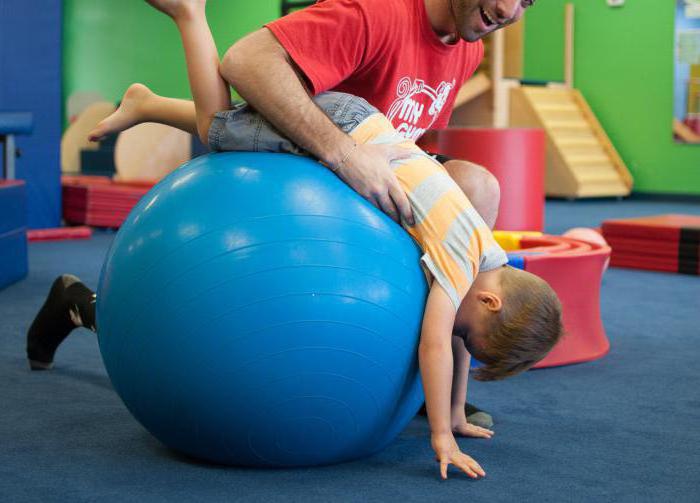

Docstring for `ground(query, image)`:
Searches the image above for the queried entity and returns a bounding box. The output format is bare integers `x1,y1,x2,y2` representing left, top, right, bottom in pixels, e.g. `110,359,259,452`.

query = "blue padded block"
0,181,26,235
0,228,28,289
0,181,28,289
0,0,62,228
507,254,526,270
0,112,33,135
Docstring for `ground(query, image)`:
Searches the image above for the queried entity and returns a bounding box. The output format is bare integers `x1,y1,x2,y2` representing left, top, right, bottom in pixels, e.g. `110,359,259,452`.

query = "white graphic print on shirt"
387,77,455,140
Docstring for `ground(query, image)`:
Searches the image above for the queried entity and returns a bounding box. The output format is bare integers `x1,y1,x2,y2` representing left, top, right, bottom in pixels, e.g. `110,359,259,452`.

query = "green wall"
64,1,699,195
63,0,279,122
524,0,700,195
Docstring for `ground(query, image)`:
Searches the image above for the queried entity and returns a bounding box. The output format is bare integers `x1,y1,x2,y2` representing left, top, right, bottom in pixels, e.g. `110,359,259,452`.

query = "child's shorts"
207,92,380,154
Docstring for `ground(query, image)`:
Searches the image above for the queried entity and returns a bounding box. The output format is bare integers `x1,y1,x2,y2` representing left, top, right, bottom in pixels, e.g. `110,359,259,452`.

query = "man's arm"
219,28,414,225
419,284,485,479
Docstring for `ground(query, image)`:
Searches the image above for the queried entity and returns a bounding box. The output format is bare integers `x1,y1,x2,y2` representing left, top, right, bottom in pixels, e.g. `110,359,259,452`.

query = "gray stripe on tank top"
481,241,509,271
442,207,484,285
364,129,444,169
408,171,455,226
421,255,461,310
367,130,407,146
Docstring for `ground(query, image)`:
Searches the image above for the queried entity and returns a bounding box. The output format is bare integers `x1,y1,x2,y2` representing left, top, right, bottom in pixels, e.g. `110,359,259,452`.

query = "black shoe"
418,402,494,429
26,274,94,370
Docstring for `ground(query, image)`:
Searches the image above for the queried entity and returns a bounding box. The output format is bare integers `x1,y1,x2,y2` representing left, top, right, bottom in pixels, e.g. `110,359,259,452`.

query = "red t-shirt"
266,0,483,140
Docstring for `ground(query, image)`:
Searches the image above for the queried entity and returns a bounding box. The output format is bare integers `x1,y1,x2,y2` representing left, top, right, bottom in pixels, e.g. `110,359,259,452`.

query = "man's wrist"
331,141,358,173
322,134,356,168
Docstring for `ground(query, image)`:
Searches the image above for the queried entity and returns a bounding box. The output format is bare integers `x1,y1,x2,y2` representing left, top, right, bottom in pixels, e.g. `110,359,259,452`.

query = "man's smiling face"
449,0,536,42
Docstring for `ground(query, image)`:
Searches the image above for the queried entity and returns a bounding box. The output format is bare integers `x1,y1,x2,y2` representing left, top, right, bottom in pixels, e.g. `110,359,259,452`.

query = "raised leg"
88,83,198,141
147,0,231,144
89,1,230,145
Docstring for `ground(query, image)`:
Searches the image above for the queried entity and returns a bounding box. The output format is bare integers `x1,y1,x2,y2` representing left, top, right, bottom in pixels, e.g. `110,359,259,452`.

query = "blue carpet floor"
1,198,699,502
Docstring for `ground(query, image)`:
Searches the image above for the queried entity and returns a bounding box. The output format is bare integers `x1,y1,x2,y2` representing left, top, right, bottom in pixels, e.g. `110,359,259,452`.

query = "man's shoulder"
336,0,412,19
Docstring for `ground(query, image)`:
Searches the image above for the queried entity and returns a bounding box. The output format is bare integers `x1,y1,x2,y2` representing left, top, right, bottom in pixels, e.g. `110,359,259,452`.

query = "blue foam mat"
0,228,28,289
0,182,26,235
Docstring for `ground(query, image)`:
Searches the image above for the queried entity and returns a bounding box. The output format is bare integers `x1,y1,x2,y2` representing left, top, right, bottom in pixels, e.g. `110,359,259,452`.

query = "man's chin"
459,29,487,43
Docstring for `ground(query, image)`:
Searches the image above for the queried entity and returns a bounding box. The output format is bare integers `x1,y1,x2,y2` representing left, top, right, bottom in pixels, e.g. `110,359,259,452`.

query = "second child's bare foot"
144,0,206,20
88,83,155,142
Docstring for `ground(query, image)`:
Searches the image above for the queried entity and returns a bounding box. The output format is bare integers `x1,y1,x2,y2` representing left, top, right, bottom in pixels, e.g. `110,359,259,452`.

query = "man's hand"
221,29,415,226
431,432,486,480
335,143,415,226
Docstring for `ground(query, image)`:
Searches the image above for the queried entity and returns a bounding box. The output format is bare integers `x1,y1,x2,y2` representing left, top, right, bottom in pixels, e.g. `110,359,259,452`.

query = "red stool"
520,236,611,368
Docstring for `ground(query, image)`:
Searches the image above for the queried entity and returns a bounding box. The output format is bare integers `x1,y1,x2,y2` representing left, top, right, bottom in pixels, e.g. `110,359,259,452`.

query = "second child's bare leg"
148,0,231,143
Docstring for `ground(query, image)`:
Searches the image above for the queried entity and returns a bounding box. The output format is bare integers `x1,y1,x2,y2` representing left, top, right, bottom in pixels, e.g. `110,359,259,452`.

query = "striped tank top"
348,114,508,310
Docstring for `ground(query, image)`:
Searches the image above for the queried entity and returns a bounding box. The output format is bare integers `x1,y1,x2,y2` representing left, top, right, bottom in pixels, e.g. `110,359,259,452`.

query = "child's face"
464,331,489,362
454,295,490,361
454,268,505,361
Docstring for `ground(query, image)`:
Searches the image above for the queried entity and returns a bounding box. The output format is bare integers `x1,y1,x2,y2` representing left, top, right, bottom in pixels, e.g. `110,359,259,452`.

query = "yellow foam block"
493,230,543,251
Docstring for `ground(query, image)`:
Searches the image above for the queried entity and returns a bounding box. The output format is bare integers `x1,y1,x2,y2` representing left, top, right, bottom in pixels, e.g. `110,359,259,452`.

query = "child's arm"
419,284,486,480
450,337,494,438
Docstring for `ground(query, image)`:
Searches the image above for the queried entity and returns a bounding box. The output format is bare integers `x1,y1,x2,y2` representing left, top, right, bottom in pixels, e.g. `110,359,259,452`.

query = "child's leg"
147,0,230,143
26,275,97,370
88,83,198,141
90,0,230,145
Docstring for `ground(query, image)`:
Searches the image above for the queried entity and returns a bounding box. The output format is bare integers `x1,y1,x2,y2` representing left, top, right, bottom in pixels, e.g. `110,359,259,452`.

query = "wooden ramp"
510,86,633,198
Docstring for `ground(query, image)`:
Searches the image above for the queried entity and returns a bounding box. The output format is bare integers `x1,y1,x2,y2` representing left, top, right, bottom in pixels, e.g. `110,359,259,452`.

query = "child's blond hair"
471,267,564,381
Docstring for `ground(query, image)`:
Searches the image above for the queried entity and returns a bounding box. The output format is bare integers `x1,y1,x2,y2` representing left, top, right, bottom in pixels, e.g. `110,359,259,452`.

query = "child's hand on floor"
453,422,494,438
451,414,495,439
431,432,486,480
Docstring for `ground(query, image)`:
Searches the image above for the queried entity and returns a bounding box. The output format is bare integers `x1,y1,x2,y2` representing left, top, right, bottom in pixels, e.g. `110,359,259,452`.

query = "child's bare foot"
144,0,206,20
88,83,155,142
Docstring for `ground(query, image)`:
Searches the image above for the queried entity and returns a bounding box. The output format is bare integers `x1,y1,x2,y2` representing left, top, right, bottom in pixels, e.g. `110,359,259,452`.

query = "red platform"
419,128,546,232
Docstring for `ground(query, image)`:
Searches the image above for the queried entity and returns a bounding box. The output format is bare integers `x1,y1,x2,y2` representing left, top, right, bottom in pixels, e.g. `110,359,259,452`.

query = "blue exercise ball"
97,152,428,467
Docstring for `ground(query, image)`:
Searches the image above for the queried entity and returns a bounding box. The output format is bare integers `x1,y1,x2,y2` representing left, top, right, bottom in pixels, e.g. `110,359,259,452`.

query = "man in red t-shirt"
221,0,536,228
218,0,535,434
78,0,537,436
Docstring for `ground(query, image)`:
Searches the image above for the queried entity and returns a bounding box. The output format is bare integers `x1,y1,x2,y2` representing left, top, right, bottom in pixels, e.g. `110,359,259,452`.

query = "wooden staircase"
510,86,633,198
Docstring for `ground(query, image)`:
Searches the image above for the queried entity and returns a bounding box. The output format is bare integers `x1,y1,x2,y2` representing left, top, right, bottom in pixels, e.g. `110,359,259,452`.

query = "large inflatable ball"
97,153,428,467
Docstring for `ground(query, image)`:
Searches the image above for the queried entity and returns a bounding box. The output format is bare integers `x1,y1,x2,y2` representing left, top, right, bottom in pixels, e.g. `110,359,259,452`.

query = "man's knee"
468,164,501,204
442,160,500,228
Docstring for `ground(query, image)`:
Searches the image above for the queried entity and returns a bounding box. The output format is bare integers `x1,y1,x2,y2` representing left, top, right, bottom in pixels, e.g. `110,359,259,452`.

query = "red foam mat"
602,214,700,241
606,236,700,259
62,175,112,186
610,253,699,275
61,176,154,228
